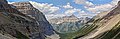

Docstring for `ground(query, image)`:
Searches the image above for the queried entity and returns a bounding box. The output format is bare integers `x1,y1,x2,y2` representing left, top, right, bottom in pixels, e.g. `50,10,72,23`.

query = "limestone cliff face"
12,2,54,36
0,0,56,39
49,14,80,24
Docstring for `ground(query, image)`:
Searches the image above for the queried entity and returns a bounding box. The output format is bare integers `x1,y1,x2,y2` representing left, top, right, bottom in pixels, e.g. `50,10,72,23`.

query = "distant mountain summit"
63,14,77,18
49,14,80,24
62,14,79,22
48,14,90,33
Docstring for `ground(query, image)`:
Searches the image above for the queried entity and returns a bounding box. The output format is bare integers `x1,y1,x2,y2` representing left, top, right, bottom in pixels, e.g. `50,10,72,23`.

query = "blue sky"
8,0,112,8
7,0,119,19
8,0,112,4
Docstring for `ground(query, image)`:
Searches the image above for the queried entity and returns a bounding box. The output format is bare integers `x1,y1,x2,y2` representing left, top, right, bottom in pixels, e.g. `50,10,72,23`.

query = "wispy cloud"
85,0,119,13
73,0,119,13
63,3,73,9
8,0,119,19
74,0,94,6
64,8,81,15
29,1,90,19
86,4,113,13
29,1,60,14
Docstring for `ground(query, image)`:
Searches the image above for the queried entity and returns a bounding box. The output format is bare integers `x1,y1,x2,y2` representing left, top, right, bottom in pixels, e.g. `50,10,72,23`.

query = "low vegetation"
96,21,120,39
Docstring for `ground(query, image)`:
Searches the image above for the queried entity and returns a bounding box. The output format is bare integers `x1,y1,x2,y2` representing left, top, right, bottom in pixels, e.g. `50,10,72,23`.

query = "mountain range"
0,0,120,39
57,1,120,39
48,14,90,33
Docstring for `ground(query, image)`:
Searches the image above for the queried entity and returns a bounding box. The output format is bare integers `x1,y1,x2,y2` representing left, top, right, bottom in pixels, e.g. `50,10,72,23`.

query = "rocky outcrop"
0,0,57,39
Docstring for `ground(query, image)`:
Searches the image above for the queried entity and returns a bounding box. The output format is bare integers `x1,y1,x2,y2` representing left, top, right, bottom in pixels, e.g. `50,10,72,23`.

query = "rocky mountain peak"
12,2,47,21
118,1,120,6
0,0,8,4
70,14,76,17
12,2,56,37
12,2,36,19
49,14,80,24
0,0,11,10
63,14,77,18
12,2,33,8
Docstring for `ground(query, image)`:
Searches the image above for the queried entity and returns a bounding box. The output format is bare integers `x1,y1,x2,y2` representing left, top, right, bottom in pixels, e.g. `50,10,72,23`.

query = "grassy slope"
96,21,120,39
57,25,97,39
57,18,101,39
16,30,29,39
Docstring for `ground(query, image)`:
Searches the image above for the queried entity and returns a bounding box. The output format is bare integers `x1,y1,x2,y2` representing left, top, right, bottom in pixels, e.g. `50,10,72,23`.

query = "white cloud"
49,6,60,13
76,10,95,18
65,8,81,15
65,9,76,15
74,0,94,6
85,1,94,6
74,0,86,4
78,12,95,17
85,0,119,13
64,8,94,18
29,1,60,14
74,0,119,13
63,3,73,9
8,2,15,4
30,1,92,18
29,1,95,18
29,1,64,19
45,14,66,20
87,4,113,13
110,0,120,5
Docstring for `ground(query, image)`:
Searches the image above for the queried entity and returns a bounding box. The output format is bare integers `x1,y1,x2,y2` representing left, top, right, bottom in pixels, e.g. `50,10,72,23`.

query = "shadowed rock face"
0,0,55,39
0,0,7,4
12,2,54,36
